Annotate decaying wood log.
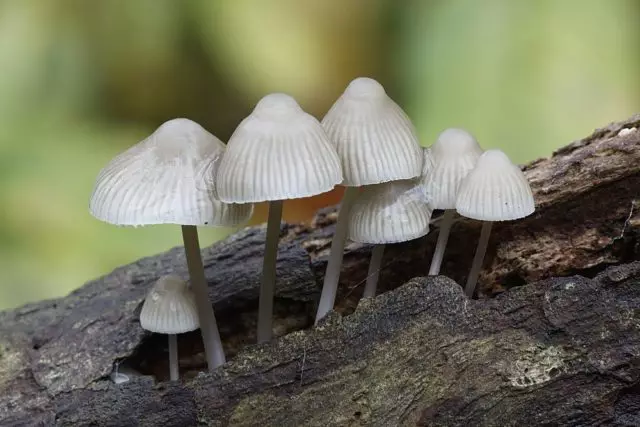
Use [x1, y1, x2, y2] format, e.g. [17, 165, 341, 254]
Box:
[1, 114, 639, 426]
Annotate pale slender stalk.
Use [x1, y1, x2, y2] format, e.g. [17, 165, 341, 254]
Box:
[168, 334, 179, 381]
[363, 244, 385, 298]
[428, 209, 456, 275]
[464, 221, 493, 297]
[181, 225, 226, 370]
[315, 187, 359, 323]
[257, 199, 284, 344]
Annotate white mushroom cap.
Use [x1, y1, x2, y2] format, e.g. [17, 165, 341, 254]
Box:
[140, 276, 199, 334]
[215, 93, 343, 203]
[89, 118, 253, 227]
[419, 146, 435, 183]
[456, 149, 535, 221]
[321, 77, 423, 187]
[424, 128, 484, 209]
[348, 179, 432, 244]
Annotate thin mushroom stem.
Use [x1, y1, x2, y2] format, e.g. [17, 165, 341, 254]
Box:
[315, 186, 359, 324]
[363, 244, 385, 298]
[257, 199, 284, 344]
[168, 334, 179, 381]
[428, 209, 456, 275]
[464, 221, 493, 297]
[181, 225, 226, 370]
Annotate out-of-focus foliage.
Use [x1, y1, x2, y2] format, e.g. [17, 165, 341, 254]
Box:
[0, 0, 638, 310]
[398, 0, 640, 162]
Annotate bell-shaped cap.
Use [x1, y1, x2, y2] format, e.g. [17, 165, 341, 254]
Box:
[89, 118, 253, 227]
[424, 128, 484, 209]
[215, 93, 343, 203]
[348, 179, 432, 244]
[140, 276, 199, 334]
[456, 149, 535, 221]
[321, 77, 423, 187]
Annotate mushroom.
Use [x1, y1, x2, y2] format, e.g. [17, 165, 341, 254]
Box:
[424, 128, 483, 275]
[348, 179, 432, 297]
[89, 118, 253, 370]
[456, 149, 535, 296]
[315, 77, 423, 323]
[421, 146, 435, 178]
[140, 275, 199, 381]
[215, 93, 342, 343]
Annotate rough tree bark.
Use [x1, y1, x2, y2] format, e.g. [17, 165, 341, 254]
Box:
[1, 115, 639, 426]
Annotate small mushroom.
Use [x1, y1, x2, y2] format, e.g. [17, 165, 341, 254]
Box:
[424, 128, 483, 275]
[89, 118, 253, 370]
[455, 149, 535, 296]
[315, 77, 423, 323]
[349, 179, 432, 298]
[140, 276, 199, 381]
[215, 93, 342, 343]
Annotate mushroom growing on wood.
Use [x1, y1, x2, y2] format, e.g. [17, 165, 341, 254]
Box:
[140, 275, 199, 381]
[89, 118, 253, 370]
[315, 77, 423, 323]
[456, 149, 535, 296]
[348, 179, 432, 298]
[424, 128, 483, 275]
[215, 93, 342, 343]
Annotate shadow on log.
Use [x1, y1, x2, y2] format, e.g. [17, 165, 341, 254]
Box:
[1, 115, 639, 426]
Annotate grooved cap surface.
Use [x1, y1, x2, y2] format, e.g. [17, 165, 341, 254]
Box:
[215, 93, 343, 203]
[321, 77, 423, 187]
[348, 179, 432, 244]
[89, 118, 253, 227]
[456, 149, 535, 221]
[424, 128, 484, 209]
[139, 276, 199, 334]
[420, 146, 436, 183]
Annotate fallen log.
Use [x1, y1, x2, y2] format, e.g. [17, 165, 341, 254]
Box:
[1, 114, 639, 426]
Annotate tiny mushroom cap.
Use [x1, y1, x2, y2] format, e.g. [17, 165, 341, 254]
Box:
[425, 128, 484, 209]
[348, 179, 433, 244]
[321, 77, 423, 187]
[215, 93, 343, 203]
[140, 275, 200, 334]
[456, 149, 535, 221]
[89, 118, 253, 227]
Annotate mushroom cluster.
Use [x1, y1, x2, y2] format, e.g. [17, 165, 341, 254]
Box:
[89, 76, 534, 375]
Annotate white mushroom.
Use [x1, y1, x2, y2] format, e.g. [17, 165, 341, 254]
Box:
[424, 128, 483, 276]
[348, 179, 432, 297]
[456, 149, 535, 296]
[315, 77, 423, 323]
[140, 276, 199, 381]
[89, 118, 252, 370]
[215, 93, 342, 343]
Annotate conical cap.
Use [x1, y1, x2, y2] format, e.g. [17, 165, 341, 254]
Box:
[348, 179, 432, 244]
[89, 118, 253, 227]
[139, 276, 199, 334]
[424, 128, 484, 209]
[215, 93, 342, 203]
[456, 149, 535, 221]
[321, 77, 423, 187]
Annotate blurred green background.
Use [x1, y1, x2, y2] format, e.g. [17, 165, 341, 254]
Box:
[1, 0, 639, 311]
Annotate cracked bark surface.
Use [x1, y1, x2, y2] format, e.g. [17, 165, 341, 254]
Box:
[1, 114, 639, 426]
